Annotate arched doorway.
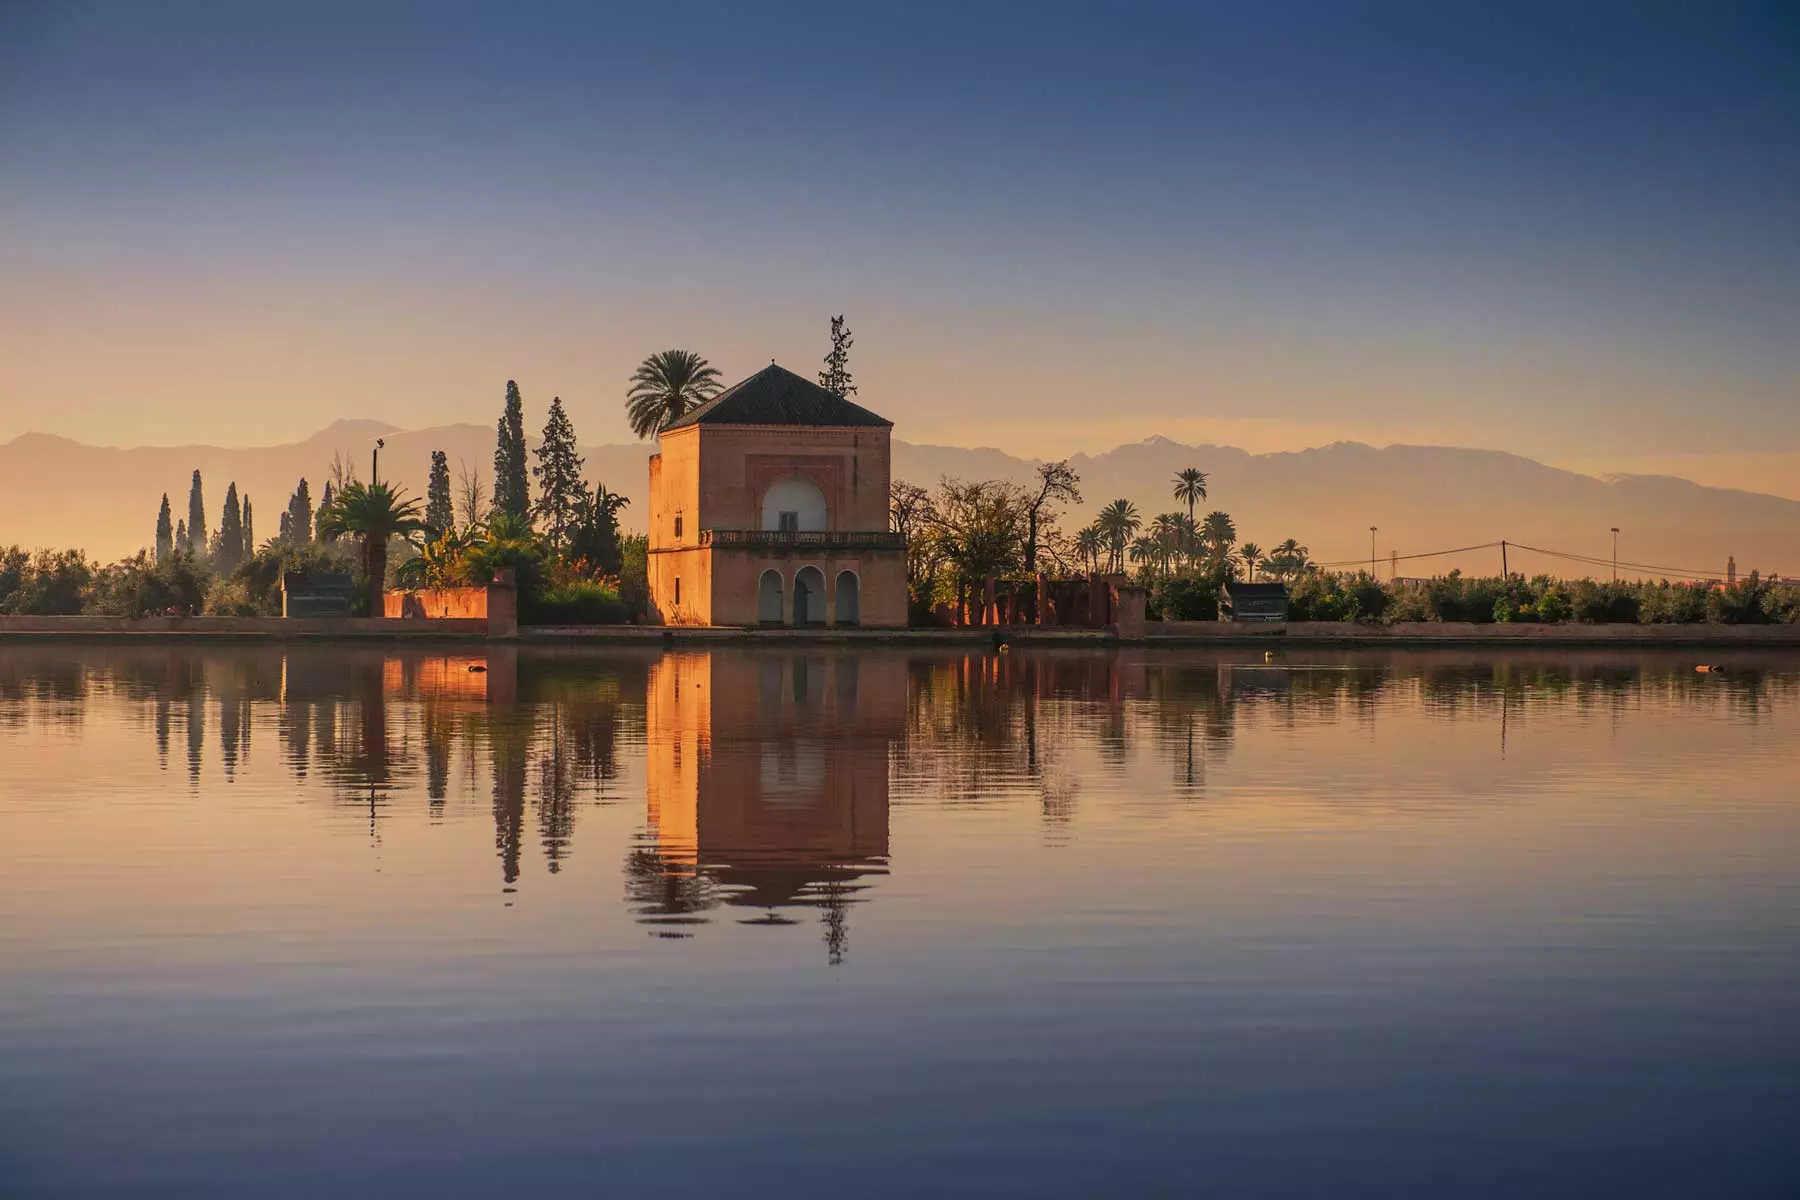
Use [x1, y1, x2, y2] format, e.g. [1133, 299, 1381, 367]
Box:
[834, 570, 860, 626]
[793, 566, 826, 625]
[761, 477, 829, 532]
[757, 569, 784, 625]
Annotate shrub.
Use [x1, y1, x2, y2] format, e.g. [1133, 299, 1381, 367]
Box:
[83, 551, 211, 617]
[528, 579, 627, 625]
[1535, 587, 1574, 624]
[203, 578, 259, 617]
[1152, 574, 1220, 621]
[0, 548, 93, 614]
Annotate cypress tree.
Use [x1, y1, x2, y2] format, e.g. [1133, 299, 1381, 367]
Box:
[279, 511, 293, 542]
[241, 495, 254, 555]
[426, 450, 454, 534]
[531, 396, 588, 552]
[318, 481, 336, 543]
[155, 495, 174, 564]
[218, 482, 245, 572]
[186, 470, 207, 555]
[491, 380, 530, 522]
[175, 518, 188, 555]
[286, 478, 313, 545]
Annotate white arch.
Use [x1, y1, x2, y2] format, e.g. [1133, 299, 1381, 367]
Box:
[793, 565, 827, 625]
[762, 477, 828, 532]
[757, 569, 784, 624]
[834, 569, 860, 626]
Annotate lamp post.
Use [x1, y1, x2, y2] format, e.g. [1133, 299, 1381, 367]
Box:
[372, 438, 384, 486]
[1369, 526, 1377, 578]
[1610, 527, 1619, 582]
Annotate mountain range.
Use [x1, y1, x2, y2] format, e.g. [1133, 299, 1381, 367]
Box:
[3, 420, 1796, 580]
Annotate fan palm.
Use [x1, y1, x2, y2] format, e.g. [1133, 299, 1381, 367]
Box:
[1238, 542, 1264, 581]
[626, 350, 724, 439]
[1269, 537, 1309, 581]
[1200, 510, 1237, 564]
[1171, 468, 1208, 521]
[315, 481, 430, 610]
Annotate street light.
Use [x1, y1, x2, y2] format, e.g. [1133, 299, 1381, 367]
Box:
[1610, 527, 1620, 582]
[1369, 526, 1378, 578]
[372, 438, 385, 486]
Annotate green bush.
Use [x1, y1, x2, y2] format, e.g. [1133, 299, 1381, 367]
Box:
[83, 551, 211, 617]
[1535, 587, 1574, 624]
[1151, 574, 1220, 621]
[0, 547, 94, 614]
[528, 579, 627, 625]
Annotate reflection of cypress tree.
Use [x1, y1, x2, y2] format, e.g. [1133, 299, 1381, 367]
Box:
[155, 699, 170, 767]
[219, 688, 241, 777]
[536, 716, 575, 872]
[490, 715, 531, 885]
[624, 847, 717, 919]
[281, 700, 312, 779]
[186, 689, 204, 782]
[314, 696, 337, 769]
[820, 879, 850, 966]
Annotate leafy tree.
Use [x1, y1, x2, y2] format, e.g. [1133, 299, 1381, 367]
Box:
[217, 482, 245, 572]
[818, 314, 856, 398]
[186, 470, 206, 556]
[569, 484, 629, 576]
[315, 481, 429, 612]
[1172, 468, 1208, 521]
[84, 550, 210, 617]
[286, 478, 313, 545]
[426, 450, 454, 535]
[491, 380, 531, 522]
[457, 459, 487, 528]
[155, 494, 174, 564]
[626, 350, 723, 438]
[531, 396, 588, 551]
[1096, 499, 1141, 573]
[1023, 459, 1081, 574]
[0, 548, 92, 614]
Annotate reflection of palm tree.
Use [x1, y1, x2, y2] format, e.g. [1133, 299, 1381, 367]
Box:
[626, 350, 724, 439]
[1171, 467, 1208, 521]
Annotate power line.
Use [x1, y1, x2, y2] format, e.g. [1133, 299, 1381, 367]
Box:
[1305, 538, 1795, 580]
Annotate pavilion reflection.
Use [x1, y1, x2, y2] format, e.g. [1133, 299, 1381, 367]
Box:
[631, 651, 902, 964]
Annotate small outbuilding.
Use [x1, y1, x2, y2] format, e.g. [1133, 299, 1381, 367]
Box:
[1221, 581, 1289, 623]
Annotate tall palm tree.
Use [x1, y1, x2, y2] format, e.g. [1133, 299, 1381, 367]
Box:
[1171, 468, 1208, 521]
[1238, 542, 1264, 581]
[626, 350, 724, 439]
[1150, 513, 1187, 575]
[1128, 535, 1158, 571]
[316, 481, 430, 611]
[1096, 499, 1141, 573]
[1270, 537, 1309, 581]
[1074, 526, 1103, 574]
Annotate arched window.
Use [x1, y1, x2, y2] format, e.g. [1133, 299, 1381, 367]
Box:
[834, 570, 860, 626]
[793, 566, 826, 625]
[757, 569, 784, 624]
[761, 477, 828, 532]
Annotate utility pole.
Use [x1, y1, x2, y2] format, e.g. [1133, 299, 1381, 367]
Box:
[1369, 526, 1377, 578]
[1501, 540, 1508, 578]
[1610, 527, 1619, 582]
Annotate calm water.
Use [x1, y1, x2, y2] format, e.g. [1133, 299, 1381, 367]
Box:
[2, 644, 1798, 1197]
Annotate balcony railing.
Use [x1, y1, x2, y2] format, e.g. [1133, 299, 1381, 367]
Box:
[697, 528, 906, 551]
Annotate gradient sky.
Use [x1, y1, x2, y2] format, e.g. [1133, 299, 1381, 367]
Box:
[2, 1, 1796, 467]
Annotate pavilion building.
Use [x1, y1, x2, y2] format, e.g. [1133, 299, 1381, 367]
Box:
[646, 363, 907, 627]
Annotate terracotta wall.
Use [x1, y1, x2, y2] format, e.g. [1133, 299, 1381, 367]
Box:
[647, 427, 701, 552]
[694, 425, 891, 532]
[384, 587, 488, 619]
[648, 545, 717, 626]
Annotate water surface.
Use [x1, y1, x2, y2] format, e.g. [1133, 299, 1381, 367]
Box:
[3, 645, 1798, 1197]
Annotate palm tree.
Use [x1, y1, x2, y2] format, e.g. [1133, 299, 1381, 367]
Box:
[1238, 542, 1264, 581]
[1150, 513, 1187, 574]
[1269, 537, 1309, 581]
[1128, 535, 1158, 572]
[1200, 510, 1237, 566]
[1171, 468, 1208, 521]
[626, 350, 724, 439]
[1096, 499, 1141, 573]
[315, 481, 430, 611]
[1074, 525, 1103, 574]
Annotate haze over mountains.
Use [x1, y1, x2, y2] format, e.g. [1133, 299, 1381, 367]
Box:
[3, 421, 1796, 581]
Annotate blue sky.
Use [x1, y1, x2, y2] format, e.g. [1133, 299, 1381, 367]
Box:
[2, 1, 1796, 463]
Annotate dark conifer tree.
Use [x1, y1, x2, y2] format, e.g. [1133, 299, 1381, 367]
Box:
[491, 380, 530, 522]
[318, 481, 336, 543]
[426, 450, 454, 534]
[241, 495, 254, 554]
[217, 483, 245, 571]
[531, 396, 588, 552]
[175, 518, 188, 555]
[279, 510, 293, 542]
[186, 470, 207, 555]
[819, 314, 856, 398]
[286, 478, 313, 545]
[155, 494, 174, 564]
